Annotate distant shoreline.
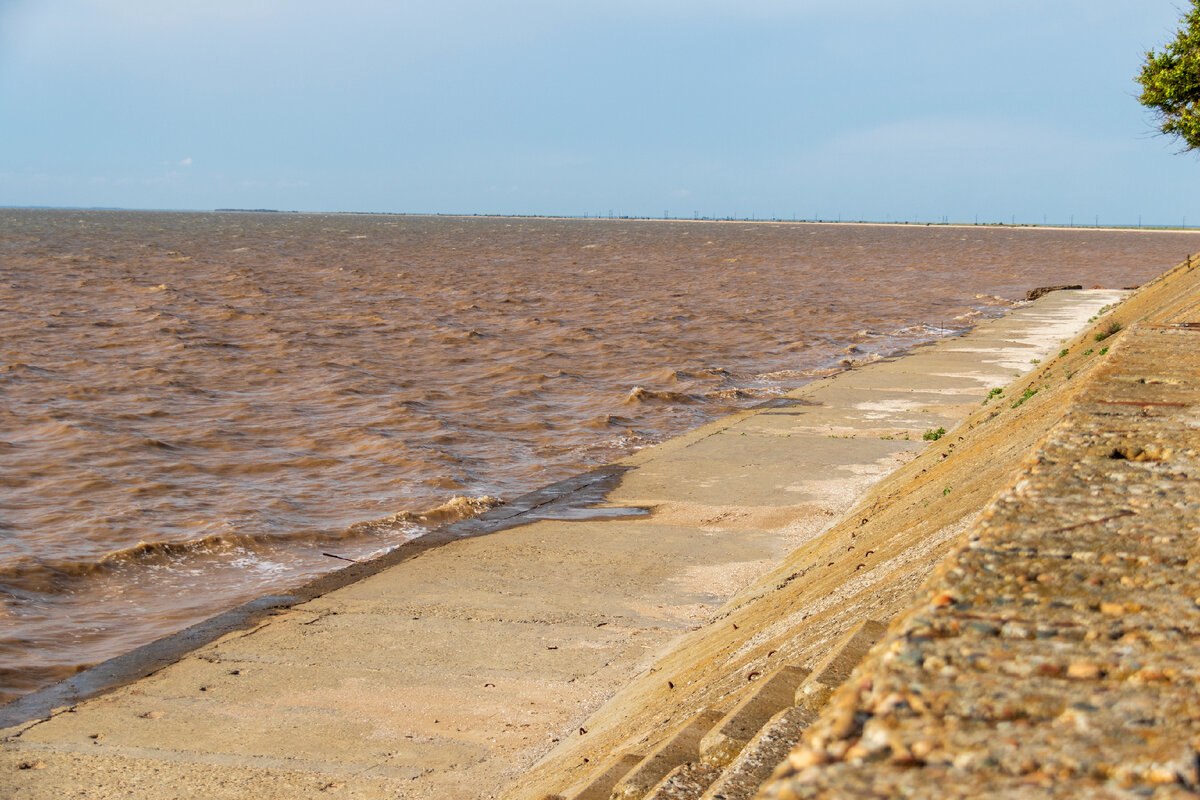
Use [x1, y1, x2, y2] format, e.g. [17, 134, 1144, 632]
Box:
[3, 205, 1199, 233]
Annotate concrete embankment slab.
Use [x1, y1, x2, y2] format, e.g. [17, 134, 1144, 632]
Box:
[763, 303, 1200, 798]
[0, 290, 1124, 800]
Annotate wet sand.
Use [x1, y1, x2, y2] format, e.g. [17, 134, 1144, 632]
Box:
[0, 288, 1125, 799]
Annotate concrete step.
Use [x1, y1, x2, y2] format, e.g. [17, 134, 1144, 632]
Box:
[699, 706, 814, 800]
[643, 761, 723, 800]
[691, 623, 885, 799]
[794, 619, 886, 712]
[609, 709, 725, 800]
[564, 752, 644, 800]
[566, 622, 888, 800]
[699, 664, 810, 766]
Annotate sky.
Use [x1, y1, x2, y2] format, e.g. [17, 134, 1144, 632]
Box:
[1, 0, 1198, 225]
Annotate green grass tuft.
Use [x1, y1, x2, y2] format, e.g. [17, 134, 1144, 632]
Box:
[1010, 387, 1039, 408]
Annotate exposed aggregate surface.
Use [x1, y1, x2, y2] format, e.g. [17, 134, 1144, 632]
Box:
[763, 322, 1200, 798]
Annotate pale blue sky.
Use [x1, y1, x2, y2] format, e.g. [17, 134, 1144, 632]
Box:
[1, 0, 1197, 225]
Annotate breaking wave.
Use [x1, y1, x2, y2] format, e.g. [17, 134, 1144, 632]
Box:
[624, 386, 699, 404]
[0, 495, 505, 595]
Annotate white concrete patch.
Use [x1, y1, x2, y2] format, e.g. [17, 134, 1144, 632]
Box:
[855, 399, 923, 413]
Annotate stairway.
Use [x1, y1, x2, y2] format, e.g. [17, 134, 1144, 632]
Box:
[542, 619, 887, 800]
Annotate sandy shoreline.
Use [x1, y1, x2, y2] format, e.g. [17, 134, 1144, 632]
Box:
[0, 289, 1128, 799]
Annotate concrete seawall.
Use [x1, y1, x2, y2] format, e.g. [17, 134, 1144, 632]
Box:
[509, 256, 1200, 800]
[3, 259, 1195, 799]
[760, 274, 1200, 798]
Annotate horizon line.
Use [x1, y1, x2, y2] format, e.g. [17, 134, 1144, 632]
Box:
[1, 205, 1197, 232]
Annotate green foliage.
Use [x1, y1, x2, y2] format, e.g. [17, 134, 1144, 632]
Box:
[923, 426, 947, 441]
[1059, 348, 1070, 358]
[1138, 0, 1200, 150]
[1094, 321, 1123, 342]
[1011, 387, 1039, 408]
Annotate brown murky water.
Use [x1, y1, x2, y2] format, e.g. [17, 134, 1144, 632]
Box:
[1, 209, 1196, 702]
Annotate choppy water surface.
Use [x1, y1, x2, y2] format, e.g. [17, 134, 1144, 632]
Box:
[2, 210, 1196, 701]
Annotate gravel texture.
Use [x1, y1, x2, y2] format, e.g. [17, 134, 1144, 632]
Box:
[762, 322, 1200, 799]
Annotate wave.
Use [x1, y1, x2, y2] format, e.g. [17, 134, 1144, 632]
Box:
[704, 387, 778, 401]
[894, 322, 966, 337]
[975, 293, 1020, 306]
[623, 386, 699, 404]
[0, 532, 268, 593]
[346, 494, 504, 535]
[586, 413, 634, 428]
[644, 366, 733, 384]
[0, 495, 505, 594]
[0, 362, 55, 376]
